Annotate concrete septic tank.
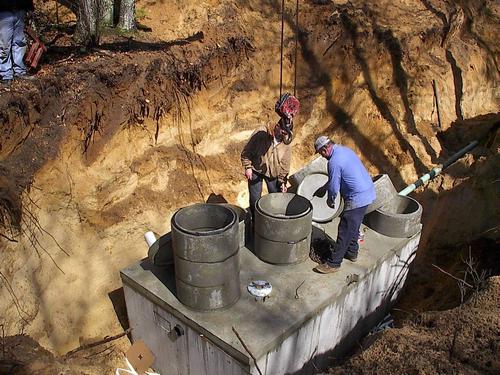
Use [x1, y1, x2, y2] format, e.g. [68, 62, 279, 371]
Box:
[254, 193, 313, 264]
[364, 195, 423, 238]
[171, 203, 240, 311]
[121, 215, 421, 375]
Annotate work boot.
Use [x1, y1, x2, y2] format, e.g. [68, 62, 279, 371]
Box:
[344, 254, 358, 262]
[314, 263, 340, 274]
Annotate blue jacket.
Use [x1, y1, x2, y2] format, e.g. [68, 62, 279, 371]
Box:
[326, 144, 376, 210]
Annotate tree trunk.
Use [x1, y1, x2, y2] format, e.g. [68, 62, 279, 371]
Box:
[76, 0, 100, 46]
[118, 0, 136, 30]
[99, 0, 114, 26]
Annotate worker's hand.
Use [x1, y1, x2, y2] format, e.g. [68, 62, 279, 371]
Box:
[245, 168, 253, 181]
[313, 186, 327, 198]
[280, 183, 287, 193]
[326, 196, 335, 208]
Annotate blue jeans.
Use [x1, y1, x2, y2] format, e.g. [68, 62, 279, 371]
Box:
[248, 172, 280, 217]
[0, 10, 27, 81]
[326, 205, 368, 267]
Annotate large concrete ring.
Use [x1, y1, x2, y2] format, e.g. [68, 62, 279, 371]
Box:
[255, 193, 312, 242]
[254, 193, 313, 264]
[174, 252, 240, 287]
[175, 276, 241, 312]
[171, 203, 240, 311]
[254, 232, 311, 264]
[171, 203, 239, 262]
[364, 195, 423, 238]
[365, 174, 398, 214]
[297, 173, 344, 222]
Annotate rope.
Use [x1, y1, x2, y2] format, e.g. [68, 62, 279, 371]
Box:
[279, 0, 300, 97]
[279, 0, 285, 97]
[294, 0, 299, 96]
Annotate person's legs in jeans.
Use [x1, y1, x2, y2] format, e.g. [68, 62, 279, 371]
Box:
[12, 10, 27, 77]
[326, 205, 367, 267]
[264, 177, 280, 194]
[0, 11, 15, 81]
[248, 172, 264, 219]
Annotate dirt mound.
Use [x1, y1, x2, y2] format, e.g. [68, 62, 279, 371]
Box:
[329, 276, 500, 374]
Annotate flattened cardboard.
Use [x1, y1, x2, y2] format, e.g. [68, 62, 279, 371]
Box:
[126, 340, 155, 375]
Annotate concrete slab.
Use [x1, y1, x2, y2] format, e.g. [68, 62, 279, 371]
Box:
[121, 217, 420, 374]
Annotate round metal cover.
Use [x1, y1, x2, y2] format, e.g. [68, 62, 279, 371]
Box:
[297, 173, 343, 222]
[247, 280, 272, 298]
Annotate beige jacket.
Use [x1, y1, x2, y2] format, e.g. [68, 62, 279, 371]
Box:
[241, 124, 291, 183]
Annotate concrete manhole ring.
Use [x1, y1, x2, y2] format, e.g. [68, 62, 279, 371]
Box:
[297, 173, 343, 222]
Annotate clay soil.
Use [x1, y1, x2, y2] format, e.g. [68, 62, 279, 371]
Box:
[0, 0, 499, 374]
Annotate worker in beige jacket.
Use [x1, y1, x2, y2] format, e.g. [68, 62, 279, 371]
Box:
[241, 119, 292, 217]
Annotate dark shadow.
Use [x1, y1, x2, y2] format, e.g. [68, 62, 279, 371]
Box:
[445, 50, 464, 121]
[340, 13, 428, 178]
[97, 31, 204, 53]
[140, 258, 177, 295]
[437, 115, 499, 153]
[41, 31, 204, 66]
[374, 27, 438, 162]
[206, 193, 228, 203]
[108, 287, 130, 333]
[418, 0, 450, 46]
[285, 195, 311, 216]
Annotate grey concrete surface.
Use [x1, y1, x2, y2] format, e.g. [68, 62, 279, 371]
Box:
[121, 217, 419, 368]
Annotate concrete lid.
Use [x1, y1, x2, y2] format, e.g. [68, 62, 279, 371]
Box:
[297, 173, 343, 222]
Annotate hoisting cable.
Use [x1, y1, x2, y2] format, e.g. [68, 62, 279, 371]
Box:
[294, 0, 299, 96]
[279, 0, 300, 97]
[279, 0, 285, 97]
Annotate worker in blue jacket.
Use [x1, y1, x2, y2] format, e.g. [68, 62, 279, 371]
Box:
[0, 0, 34, 84]
[313, 135, 376, 273]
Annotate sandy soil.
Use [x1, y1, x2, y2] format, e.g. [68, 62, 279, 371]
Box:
[0, 0, 499, 373]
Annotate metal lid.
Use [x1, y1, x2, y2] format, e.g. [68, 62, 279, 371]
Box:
[247, 280, 272, 298]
